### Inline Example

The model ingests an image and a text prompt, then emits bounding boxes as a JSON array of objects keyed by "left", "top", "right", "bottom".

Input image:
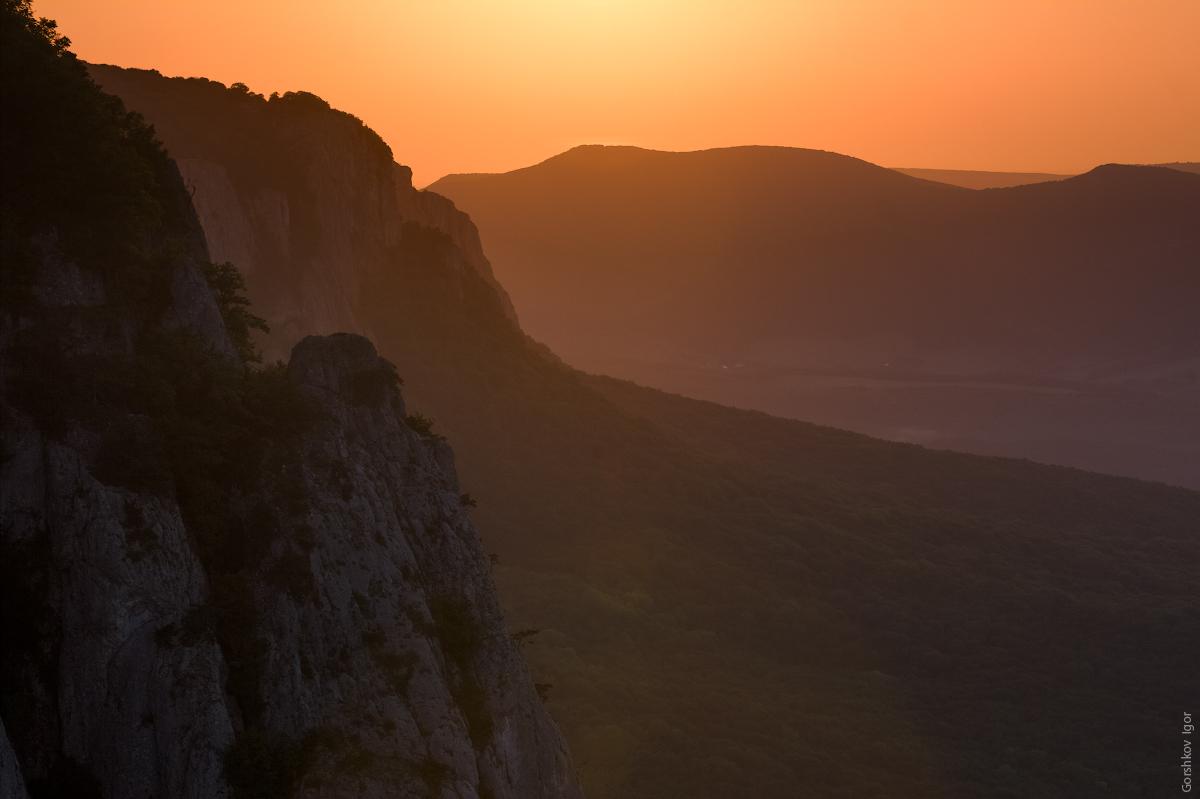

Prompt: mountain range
[
  {"left": 894, "top": 167, "right": 1069, "bottom": 189},
  {"left": 897, "top": 164, "right": 1198, "bottom": 189},
  {"left": 429, "top": 145, "right": 1200, "bottom": 488},
  {"left": 79, "top": 63, "right": 1200, "bottom": 799}
]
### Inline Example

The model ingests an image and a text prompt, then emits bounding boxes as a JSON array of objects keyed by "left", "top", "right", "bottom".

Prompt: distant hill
[
  {"left": 897, "top": 164, "right": 1200, "bottom": 187},
  {"left": 895, "top": 167, "right": 1069, "bottom": 189},
  {"left": 1156, "top": 161, "right": 1200, "bottom": 175},
  {"left": 431, "top": 145, "right": 1200, "bottom": 487}
]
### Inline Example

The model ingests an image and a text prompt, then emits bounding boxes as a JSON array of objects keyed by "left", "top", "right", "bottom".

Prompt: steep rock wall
[
  {"left": 2, "top": 41, "right": 578, "bottom": 799},
  {"left": 1, "top": 330, "right": 579, "bottom": 799},
  {"left": 246, "top": 334, "right": 576, "bottom": 798},
  {"left": 1, "top": 266, "right": 578, "bottom": 798},
  {"left": 89, "top": 65, "right": 516, "bottom": 361},
  {"left": 0, "top": 719, "right": 28, "bottom": 799}
]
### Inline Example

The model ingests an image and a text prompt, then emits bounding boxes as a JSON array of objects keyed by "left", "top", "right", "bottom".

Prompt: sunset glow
[
  {"left": 7, "top": 1, "right": 1200, "bottom": 796},
  {"left": 35, "top": 0, "right": 1200, "bottom": 184}
]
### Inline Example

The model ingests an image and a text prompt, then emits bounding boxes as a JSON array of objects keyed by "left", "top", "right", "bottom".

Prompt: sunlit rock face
[{"left": 90, "top": 64, "right": 516, "bottom": 362}]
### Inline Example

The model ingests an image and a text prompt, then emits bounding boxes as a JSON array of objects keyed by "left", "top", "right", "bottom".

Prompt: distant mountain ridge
[
  {"left": 430, "top": 144, "right": 1198, "bottom": 378},
  {"left": 896, "top": 163, "right": 1200, "bottom": 188},
  {"left": 1156, "top": 161, "right": 1200, "bottom": 175},
  {"left": 430, "top": 144, "right": 1200, "bottom": 487},
  {"left": 894, "top": 167, "right": 1069, "bottom": 189}
]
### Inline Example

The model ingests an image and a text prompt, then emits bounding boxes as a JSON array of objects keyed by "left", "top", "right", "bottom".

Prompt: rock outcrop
[
  {"left": 0, "top": 719, "right": 28, "bottom": 799},
  {"left": 89, "top": 65, "right": 516, "bottom": 361},
  {"left": 222, "top": 333, "right": 578, "bottom": 798},
  {"left": 1, "top": 327, "right": 578, "bottom": 798},
  {"left": 1, "top": 398, "right": 236, "bottom": 799},
  {"left": 2, "top": 14, "right": 578, "bottom": 798}
]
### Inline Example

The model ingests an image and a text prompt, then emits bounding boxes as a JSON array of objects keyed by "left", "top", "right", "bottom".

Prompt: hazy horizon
[
  {"left": 37, "top": 0, "right": 1200, "bottom": 185},
  {"left": 425, "top": 141, "right": 1200, "bottom": 186}
]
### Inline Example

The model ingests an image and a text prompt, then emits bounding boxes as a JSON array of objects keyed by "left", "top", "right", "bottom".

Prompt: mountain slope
[
  {"left": 1, "top": 9, "right": 578, "bottom": 798},
  {"left": 93, "top": 67, "right": 1200, "bottom": 799},
  {"left": 430, "top": 144, "right": 1198, "bottom": 377},
  {"left": 430, "top": 145, "right": 1200, "bottom": 487},
  {"left": 1156, "top": 161, "right": 1200, "bottom": 175},
  {"left": 894, "top": 167, "right": 1069, "bottom": 188}
]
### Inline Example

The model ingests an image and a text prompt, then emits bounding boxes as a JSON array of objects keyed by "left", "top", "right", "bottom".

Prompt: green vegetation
[
  {"left": 202, "top": 261, "right": 269, "bottom": 362},
  {"left": 349, "top": 361, "right": 402, "bottom": 407},
  {"left": 454, "top": 676, "right": 493, "bottom": 751},
  {"left": 266, "top": 549, "right": 317, "bottom": 602},
  {"left": 153, "top": 605, "right": 217, "bottom": 650},
  {"left": 429, "top": 596, "right": 480, "bottom": 668},
  {"left": 224, "top": 727, "right": 346, "bottom": 799},
  {"left": 429, "top": 596, "right": 493, "bottom": 748},
  {"left": 1, "top": 0, "right": 191, "bottom": 314},
  {"left": 224, "top": 730, "right": 300, "bottom": 799},
  {"left": 414, "top": 755, "right": 452, "bottom": 792},
  {"left": 365, "top": 631, "right": 419, "bottom": 694},
  {"left": 120, "top": 332, "right": 316, "bottom": 723},
  {"left": 22, "top": 755, "right": 102, "bottom": 799},
  {"left": 0, "top": 535, "right": 53, "bottom": 705},
  {"left": 404, "top": 412, "right": 438, "bottom": 437},
  {"left": 509, "top": 628, "right": 540, "bottom": 647}
]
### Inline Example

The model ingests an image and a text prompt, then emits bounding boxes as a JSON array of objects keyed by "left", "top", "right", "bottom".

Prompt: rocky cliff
[
  {"left": 1, "top": 8, "right": 578, "bottom": 798},
  {"left": 0, "top": 719, "right": 28, "bottom": 799},
  {"left": 1, "top": 326, "right": 577, "bottom": 798},
  {"left": 88, "top": 65, "right": 516, "bottom": 362}
]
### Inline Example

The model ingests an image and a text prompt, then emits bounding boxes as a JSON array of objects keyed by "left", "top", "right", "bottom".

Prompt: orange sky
[{"left": 36, "top": 0, "right": 1200, "bottom": 186}]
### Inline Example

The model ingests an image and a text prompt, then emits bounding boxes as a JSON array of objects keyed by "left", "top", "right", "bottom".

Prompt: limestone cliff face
[
  {"left": 1, "top": 258, "right": 578, "bottom": 798},
  {"left": 0, "top": 720, "right": 28, "bottom": 799},
  {"left": 1, "top": 396, "right": 236, "bottom": 799},
  {"left": 223, "top": 333, "right": 577, "bottom": 799},
  {"left": 1, "top": 198, "right": 239, "bottom": 799},
  {"left": 2, "top": 55, "right": 578, "bottom": 799},
  {"left": 391, "top": 162, "right": 514, "bottom": 317},
  {"left": 89, "top": 65, "right": 516, "bottom": 361}
]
